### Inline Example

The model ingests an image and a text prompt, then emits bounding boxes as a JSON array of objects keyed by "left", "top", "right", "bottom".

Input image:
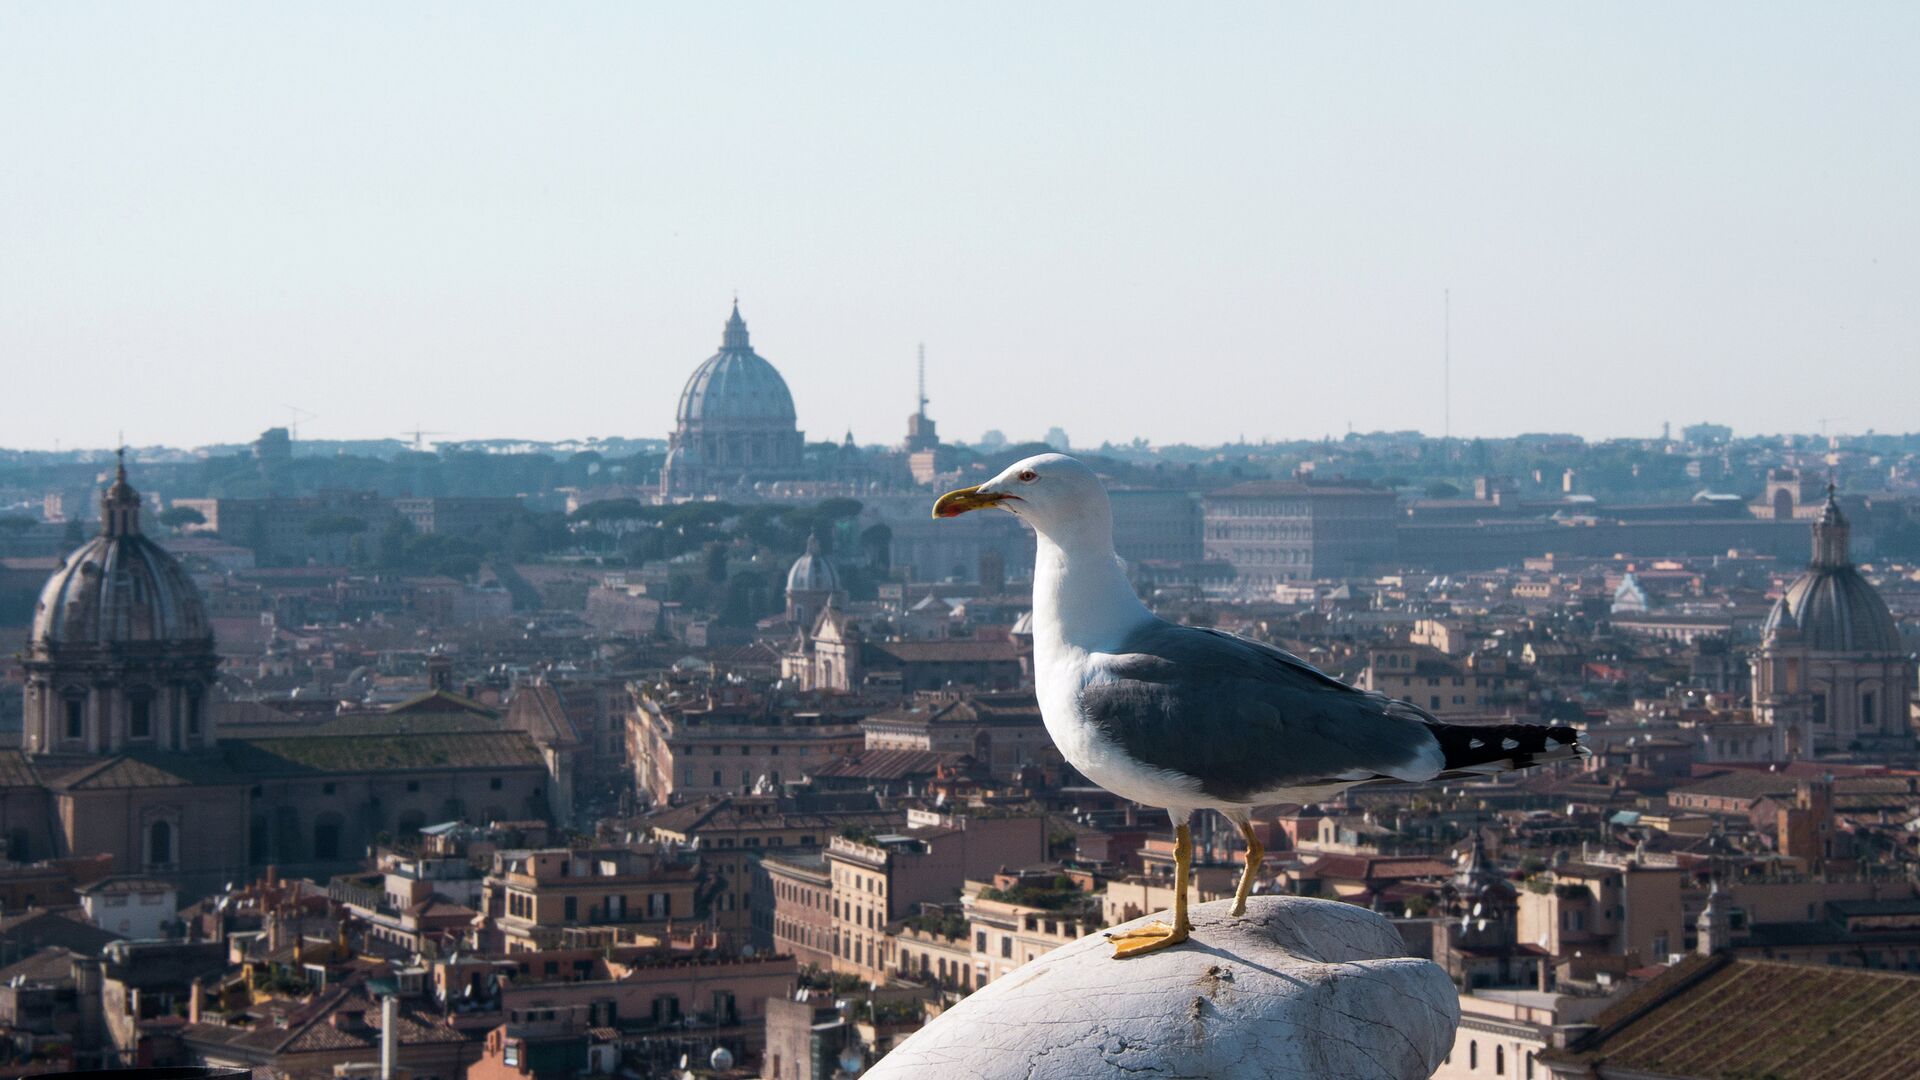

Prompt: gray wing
[{"left": 1079, "top": 622, "right": 1445, "bottom": 803}]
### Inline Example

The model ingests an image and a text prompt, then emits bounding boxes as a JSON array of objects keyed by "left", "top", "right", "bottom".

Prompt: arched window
[
  {"left": 148, "top": 820, "right": 174, "bottom": 867},
  {"left": 1496, "top": 1045, "right": 1505, "bottom": 1074},
  {"left": 1469, "top": 1040, "right": 1477, "bottom": 1070}
]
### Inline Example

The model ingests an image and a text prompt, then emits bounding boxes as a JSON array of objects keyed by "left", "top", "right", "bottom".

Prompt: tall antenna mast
[
  {"left": 1443, "top": 289, "right": 1452, "bottom": 441},
  {"left": 917, "top": 342, "right": 928, "bottom": 419}
]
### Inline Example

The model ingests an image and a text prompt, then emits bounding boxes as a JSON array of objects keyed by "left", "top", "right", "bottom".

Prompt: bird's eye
[{"left": 1018, "top": 469, "right": 1038, "bottom": 483}]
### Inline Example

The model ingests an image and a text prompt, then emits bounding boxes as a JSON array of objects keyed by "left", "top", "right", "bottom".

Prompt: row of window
[
  {"left": 1209, "top": 501, "right": 1315, "bottom": 516},
  {"left": 776, "top": 881, "right": 825, "bottom": 907},
  {"left": 1213, "top": 524, "right": 1315, "bottom": 540},
  {"left": 1451, "top": 1039, "right": 1533, "bottom": 1077},
  {"left": 896, "top": 948, "right": 976, "bottom": 990},
  {"left": 1373, "top": 673, "right": 1497, "bottom": 688},
  {"left": 716, "top": 834, "right": 811, "bottom": 849},
  {"left": 775, "top": 916, "right": 828, "bottom": 953},
  {"left": 974, "top": 930, "right": 1015, "bottom": 959},
  {"left": 1807, "top": 691, "right": 1881, "bottom": 727},
  {"left": 1222, "top": 547, "right": 1314, "bottom": 565},
  {"left": 836, "top": 930, "right": 881, "bottom": 968},
  {"left": 506, "top": 890, "right": 674, "bottom": 922},
  {"left": 836, "top": 898, "right": 880, "bottom": 929},
  {"left": 61, "top": 691, "right": 202, "bottom": 741}
]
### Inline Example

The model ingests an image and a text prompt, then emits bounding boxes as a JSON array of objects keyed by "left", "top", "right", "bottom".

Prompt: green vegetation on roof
[{"left": 233, "top": 732, "right": 543, "bottom": 774}]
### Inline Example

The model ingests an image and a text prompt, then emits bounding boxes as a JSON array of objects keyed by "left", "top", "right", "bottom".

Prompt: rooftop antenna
[
  {"left": 917, "top": 343, "right": 928, "bottom": 419},
  {"left": 1443, "top": 289, "right": 1452, "bottom": 441}
]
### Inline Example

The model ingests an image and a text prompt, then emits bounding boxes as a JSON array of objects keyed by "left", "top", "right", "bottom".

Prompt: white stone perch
[{"left": 867, "top": 896, "right": 1459, "bottom": 1080}]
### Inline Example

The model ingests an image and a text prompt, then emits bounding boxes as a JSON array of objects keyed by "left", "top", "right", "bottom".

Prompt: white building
[{"left": 78, "top": 876, "right": 178, "bottom": 940}]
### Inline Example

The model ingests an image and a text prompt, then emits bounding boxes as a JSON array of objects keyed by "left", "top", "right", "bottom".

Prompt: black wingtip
[{"left": 1431, "top": 720, "right": 1587, "bottom": 773}]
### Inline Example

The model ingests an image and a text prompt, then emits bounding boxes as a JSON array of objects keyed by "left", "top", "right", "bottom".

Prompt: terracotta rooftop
[
  {"left": 230, "top": 731, "right": 545, "bottom": 775},
  {"left": 867, "top": 640, "right": 1021, "bottom": 663},
  {"left": 1548, "top": 954, "right": 1920, "bottom": 1079},
  {"left": 809, "top": 749, "right": 956, "bottom": 782}
]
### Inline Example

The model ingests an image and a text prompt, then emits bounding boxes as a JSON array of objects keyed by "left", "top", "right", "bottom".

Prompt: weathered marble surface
[{"left": 866, "top": 896, "right": 1458, "bottom": 1080}]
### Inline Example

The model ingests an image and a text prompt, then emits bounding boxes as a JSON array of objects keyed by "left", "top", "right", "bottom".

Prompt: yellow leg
[
  {"left": 1109, "top": 823, "right": 1192, "bottom": 958},
  {"left": 1230, "top": 819, "right": 1263, "bottom": 917}
]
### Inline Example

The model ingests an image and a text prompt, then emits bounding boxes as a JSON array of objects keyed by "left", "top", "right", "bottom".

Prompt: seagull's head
[{"left": 933, "top": 453, "right": 1112, "bottom": 546}]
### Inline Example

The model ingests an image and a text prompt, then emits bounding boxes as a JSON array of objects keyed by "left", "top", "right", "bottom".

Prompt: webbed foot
[{"left": 1105, "top": 920, "right": 1191, "bottom": 958}]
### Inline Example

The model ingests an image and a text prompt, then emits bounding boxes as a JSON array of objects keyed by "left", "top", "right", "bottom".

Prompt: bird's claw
[
  {"left": 1104, "top": 920, "right": 1174, "bottom": 942},
  {"left": 1105, "top": 920, "right": 1190, "bottom": 958}
]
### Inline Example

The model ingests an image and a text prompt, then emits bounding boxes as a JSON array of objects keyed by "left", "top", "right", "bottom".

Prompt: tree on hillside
[
  {"left": 157, "top": 506, "right": 207, "bottom": 533},
  {"left": 304, "top": 514, "right": 368, "bottom": 564}
]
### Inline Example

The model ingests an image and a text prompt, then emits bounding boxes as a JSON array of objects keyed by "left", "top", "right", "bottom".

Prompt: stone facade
[{"left": 1203, "top": 480, "right": 1397, "bottom": 593}]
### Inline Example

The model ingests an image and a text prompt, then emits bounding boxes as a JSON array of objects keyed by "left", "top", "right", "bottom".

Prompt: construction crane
[{"left": 399, "top": 427, "right": 448, "bottom": 452}]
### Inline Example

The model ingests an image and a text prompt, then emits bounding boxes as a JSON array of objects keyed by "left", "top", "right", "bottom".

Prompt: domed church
[
  {"left": 784, "top": 531, "right": 842, "bottom": 626},
  {"left": 1752, "top": 487, "right": 1914, "bottom": 755},
  {"left": 4, "top": 458, "right": 575, "bottom": 896},
  {"left": 23, "top": 454, "right": 219, "bottom": 755},
  {"left": 661, "top": 302, "right": 805, "bottom": 495}
]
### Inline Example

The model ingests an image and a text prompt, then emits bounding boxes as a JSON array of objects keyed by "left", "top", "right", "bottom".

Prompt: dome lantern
[
  {"left": 103, "top": 447, "right": 142, "bottom": 538},
  {"left": 1811, "top": 483, "right": 1850, "bottom": 569},
  {"left": 722, "top": 299, "right": 750, "bottom": 350}
]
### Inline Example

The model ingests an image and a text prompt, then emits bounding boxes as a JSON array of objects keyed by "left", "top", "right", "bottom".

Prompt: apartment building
[
  {"left": 478, "top": 846, "right": 699, "bottom": 952},
  {"left": 819, "top": 812, "right": 1047, "bottom": 982}
]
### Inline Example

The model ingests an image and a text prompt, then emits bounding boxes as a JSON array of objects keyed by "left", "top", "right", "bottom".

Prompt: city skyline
[
  {"left": 0, "top": 417, "right": 1898, "bottom": 459},
  {"left": 5, "top": 4, "right": 1919, "bottom": 450}
]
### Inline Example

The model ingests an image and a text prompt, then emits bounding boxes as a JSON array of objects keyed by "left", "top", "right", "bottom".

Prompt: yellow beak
[{"left": 932, "top": 485, "right": 1012, "bottom": 518}]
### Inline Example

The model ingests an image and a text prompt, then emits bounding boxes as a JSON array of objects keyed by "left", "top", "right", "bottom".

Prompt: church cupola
[{"left": 25, "top": 455, "right": 220, "bottom": 756}]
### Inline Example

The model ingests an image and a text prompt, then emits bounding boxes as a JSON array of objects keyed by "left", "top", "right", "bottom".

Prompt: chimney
[{"left": 380, "top": 994, "right": 398, "bottom": 1080}]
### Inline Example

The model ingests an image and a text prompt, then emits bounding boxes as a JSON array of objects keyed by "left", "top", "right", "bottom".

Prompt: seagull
[{"left": 935, "top": 454, "right": 1585, "bottom": 958}]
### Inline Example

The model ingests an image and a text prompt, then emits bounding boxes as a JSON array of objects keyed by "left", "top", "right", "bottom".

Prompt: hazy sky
[{"left": 4, "top": 3, "right": 1917, "bottom": 452}]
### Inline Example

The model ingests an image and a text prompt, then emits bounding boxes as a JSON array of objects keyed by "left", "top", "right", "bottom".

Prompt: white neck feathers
[{"left": 1030, "top": 528, "right": 1154, "bottom": 656}]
